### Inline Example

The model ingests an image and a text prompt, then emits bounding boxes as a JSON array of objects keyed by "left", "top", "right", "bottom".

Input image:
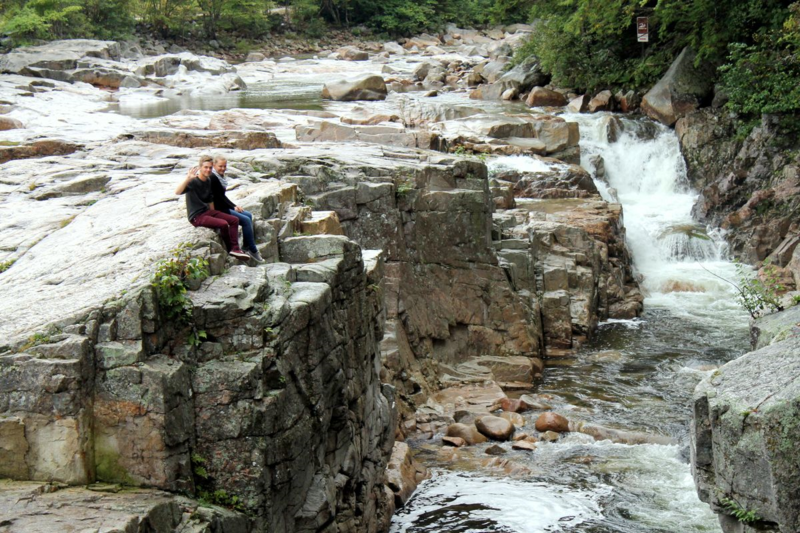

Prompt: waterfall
[{"left": 492, "top": 113, "right": 747, "bottom": 327}]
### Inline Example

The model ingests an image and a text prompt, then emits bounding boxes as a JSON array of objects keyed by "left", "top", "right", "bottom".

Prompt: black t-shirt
[
  {"left": 210, "top": 172, "right": 236, "bottom": 213},
  {"left": 184, "top": 177, "right": 213, "bottom": 221}
]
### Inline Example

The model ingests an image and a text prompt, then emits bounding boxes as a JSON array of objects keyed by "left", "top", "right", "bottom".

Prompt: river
[
  {"left": 390, "top": 115, "right": 749, "bottom": 532},
  {"left": 112, "top": 53, "right": 751, "bottom": 533}
]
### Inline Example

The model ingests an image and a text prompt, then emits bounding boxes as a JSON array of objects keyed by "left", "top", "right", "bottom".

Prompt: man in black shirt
[{"left": 175, "top": 155, "right": 250, "bottom": 261}]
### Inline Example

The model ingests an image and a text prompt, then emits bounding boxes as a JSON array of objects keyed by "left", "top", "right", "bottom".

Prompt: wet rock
[
  {"left": 567, "top": 94, "right": 589, "bottom": 113},
  {"left": 572, "top": 421, "right": 675, "bottom": 445},
  {"left": 322, "top": 74, "right": 387, "bottom": 101},
  {"left": 535, "top": 412, "right": 570, "bottom": 433},
  {"left": 511, "top": 441, "right": 536, "bottom": 452},
  {"left": 442, "top": 436, "right": 465, "bottom": 447},
  {"left": 588, "top": 90, "right": 615, "bottom": 113},
  {"left": 472, "top": 355, "right": 539, "bottom": 384},
  {"left": 518, "top": 394, "right": 552, "bottom": 411},
  {"left": 490, "top": 397, "right": 531, "bottom": 413},
  {"left": 525, "top": 87, "right": 567, "bottom": 108},
  {"left": 617, "top": 90, "right": 640, "bottom": 113},
  {"left": 386, "top": 441, "right": 427, "bottom": 507},
  {"left": 485, "top": 444, "right": 507, "bottom": 455},
  {"left": 539, "top": 431, "right": 560, "bottom": 442},
  {"left": 499, "top": 411, "right": 525, "bottom": 428},
  {"left": 641, "top": 46, "right": 715, "bottom": 126},
  {"left": 336, "top": 46, "right": 369, "bottom": 61},
  {"left": 446, "top": 423, "right": 489, "bottom": 445},
  {"left": 475, "top": 415, "right": 514, "bottom": 441}
]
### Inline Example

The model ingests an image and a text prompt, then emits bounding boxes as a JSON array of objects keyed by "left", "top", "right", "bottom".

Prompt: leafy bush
[
  {"left": 1, "top": 0, "right": 87, "bottom": 43},
  {"left": 511, "top": 0, "right": 795, "bottom": 93},
  {"left": 735, "top": 260, "right": 785, "bottom": 318},
  {"left": 719, "top": 3, "right": 800, "bottom": 115},
  {"left": 150, "top": 243, "right": 209, "bottom": 323}
]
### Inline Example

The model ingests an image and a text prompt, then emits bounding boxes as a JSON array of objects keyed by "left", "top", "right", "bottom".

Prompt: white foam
[{"left": 391, "top": 470, "right": 605, "bottom": 532}]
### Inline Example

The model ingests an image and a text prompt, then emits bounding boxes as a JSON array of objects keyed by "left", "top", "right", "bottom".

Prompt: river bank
[{"left": 0, "top": 26, "right": 797, "bottom": 533}]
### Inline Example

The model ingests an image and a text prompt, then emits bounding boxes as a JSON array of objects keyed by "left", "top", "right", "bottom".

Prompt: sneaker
[
  {"left": 248, "top": 250, "right": 264, "bottom": 263},
  {"left": 230, "top": 249, "right": 250, "bottom": 261}
]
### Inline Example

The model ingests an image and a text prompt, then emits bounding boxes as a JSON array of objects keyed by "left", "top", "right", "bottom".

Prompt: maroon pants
[{"left": 191, "top": 209, "right": 241, "bottom": 252}]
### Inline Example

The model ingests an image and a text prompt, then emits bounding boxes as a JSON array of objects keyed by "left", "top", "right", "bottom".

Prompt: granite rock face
[
  {"left": 692, "top": 311, "right": 800, "bottom": 533},
  {"left": 0, "top": 160, "right": 396, "bottom": 533},
  {"left": 677, "top": 110, "right": 800, "bottom": 266},
  {"left": 276, "top": 154, "right": 545, "bottom": 423},
  {"left": 641, "top": 47, "right": 715, "bottom": 126}
]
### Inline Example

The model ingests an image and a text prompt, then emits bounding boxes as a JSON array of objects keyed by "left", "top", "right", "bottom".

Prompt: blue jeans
[{"left": 228, "top": 209, "right": 256, "bottom": 253}]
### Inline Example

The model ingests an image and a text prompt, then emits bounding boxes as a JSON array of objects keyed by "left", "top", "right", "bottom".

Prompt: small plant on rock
[
  {"left": 151, "top": 243, "right": 209, "bottom": 323},
  {"left": 735, "top": 259, "right": 785, "bottom": 318},
  {"left": 396, "top": 179, "right": 415, "bottom": 198},
  {"left": 721, "top": 497, "right": 760, "bottom": 524},
  {"left": 0, "top": 259, "right": 15, "bottom": 273}
]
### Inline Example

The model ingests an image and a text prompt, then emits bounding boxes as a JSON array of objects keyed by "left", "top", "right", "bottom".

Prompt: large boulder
[
  {"left": 535, "top": 412, "right": 570, "bottom": 433},
  {"left": 641, "top": 47, "right": 716, "bottom": 126},
  {"left": 525, "top": 87, "right": 567, "bottom": 108},
  {"left": 336, "top": 46, "right": 369, "bottom": 61},
  {"left": 475, "top": 415, "right": 514, "bottom": 441},
  {"left": 692, "top": 330, "right": 800, "bottom": 533},
  {"left": 322, "top": 75, "right": 387, "bottom": 101},
  {"left": 498, "top": 55, "right": 549, "bottom": 92},
  {"left": 446, "top": 423, "right": 489, "bottom": 445},
  {"left": 588, "top": 90, "right": 614, "bottom": 113},
  {"left": 0, "top": 40, "right": 121, "bottom": 75}
]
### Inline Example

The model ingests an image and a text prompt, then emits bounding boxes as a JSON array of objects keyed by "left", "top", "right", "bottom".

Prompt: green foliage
[
  {"left": 0, "top": 259, "right": 15, "bottom": 273},
  {"left": 191, "top": 453, "right": 209, "bottom": 480},
  {"left": 719, "top": 3, "right": 800, "bottom": 115},
  {"left": 187, "top": 329, "right": 207, "bottom": 347},
  {"left": 1, "top": 0, "right": 86, "bottom": 43},
  {"left": 395, "top": 179, "right": 414, "bottom": 197},
  {"left": 136, "top": 0, "right": 195, "bottom": 37},
  {"left": 513, "top": 0, "right": 795, "bottom": 92},
  {"left": 150, "top": 243, "right": 209, "bottom": 323},
  {"left": 735, "top": 259, "right": 785, "bottom": 318},
  {"left": 191, "top": 452, "right": 245, "bottom": 512},
  {"left": 720, "top": 497, "right": 760, "bottom": 524},
  {"left": 21, "top": 331, "right": 51, "bottom": 351}
]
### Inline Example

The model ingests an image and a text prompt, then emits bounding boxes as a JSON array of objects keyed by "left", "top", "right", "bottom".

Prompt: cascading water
[
  {"left": 392, "top": 114, "right": 750, "bottom": 533},
  {"left": 571, "top": 113, "right": 746, "bottom": 325}
]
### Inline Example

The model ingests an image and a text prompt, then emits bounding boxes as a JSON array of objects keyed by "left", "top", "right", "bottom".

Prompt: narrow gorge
[{"left": 0, "top": 24, "right": 798, "bottom": 533}]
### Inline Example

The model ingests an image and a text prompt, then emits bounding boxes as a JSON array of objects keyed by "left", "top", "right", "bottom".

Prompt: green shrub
[
  {"left": 1, "top": 0, "right": 87, "bottom": 43},
  {"left": 150, "top": 243, "right": 209, "bottom": 323},
  {"left": 735, "top": 259, "right": 785, "bottom": 319},
  {"left": 719, "top": 3, "right": 800, "bottom": 115}
]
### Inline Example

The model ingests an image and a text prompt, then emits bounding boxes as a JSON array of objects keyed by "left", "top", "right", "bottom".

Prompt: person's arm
[{"left": 175, "top": 167, "right": 198, "bottom": 195}]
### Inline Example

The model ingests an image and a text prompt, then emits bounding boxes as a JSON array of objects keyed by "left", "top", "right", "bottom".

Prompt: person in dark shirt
[
  {"left": 175, "top": 154, "right": 250, "bottom": 261},
  {"left": 210, "top": 155, "right": 263, "bottom": 262}
]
